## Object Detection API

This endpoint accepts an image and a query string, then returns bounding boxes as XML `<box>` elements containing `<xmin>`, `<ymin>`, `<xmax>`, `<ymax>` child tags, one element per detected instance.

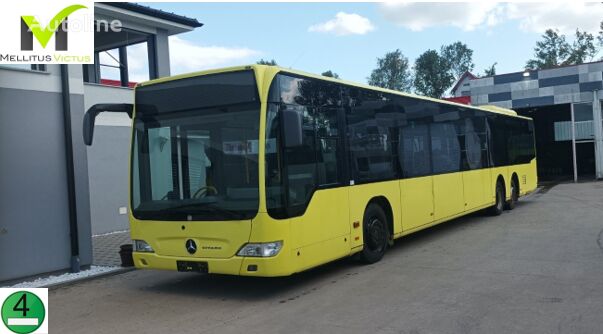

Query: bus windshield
<box><xmin>131</xmin><ymin>71</ymin><xmax>260</xmax><ymax>221</ymax></box>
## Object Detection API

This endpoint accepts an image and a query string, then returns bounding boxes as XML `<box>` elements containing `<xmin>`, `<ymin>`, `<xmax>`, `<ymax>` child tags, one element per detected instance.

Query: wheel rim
<box><xmin>496</xmin><ymin>187</ymin><xmax>503</xmax><ymax>210</ymax></box>
<box><xmin>366</xmin><ymin>217</ymin><xmax>385</xmax><ymax>253</ymax></box>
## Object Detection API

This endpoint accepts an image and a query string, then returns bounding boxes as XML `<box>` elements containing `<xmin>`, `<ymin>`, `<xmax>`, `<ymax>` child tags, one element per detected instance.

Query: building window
<box><xmin>0</xmin><ymin>64</ymin><xmax>46</xmax><ymax>71</ymax></box>
<box><xmin>99</xmin><ymin>48</ymin><xmax>123</xmax><ymax>85</ymax></box>
<box><xmin>126</xmin><ymin>42</ymin><xmax>150</xmax><ymax>83</ymax></box>
<box><xmin>96</xmin><ymin>42</ymin><xmax>151</xmax><ymax>87</ymax></box>
<box><xmin>85</xmin><ymin>26</ymin><xmax>156</xmax><ymax>87</ymax></box>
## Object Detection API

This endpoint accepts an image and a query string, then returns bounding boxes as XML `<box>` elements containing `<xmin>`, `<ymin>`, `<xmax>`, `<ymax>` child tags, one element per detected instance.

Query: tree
<box><xmin>526</xmin><ymin>29</ymin><xmax>570</xmax><ymax>69</ymax></box>
<box><xmin>483</xmin><ymin>62</ymin><xmax>497</xmax><ymax>76</ymax></box>
<box><xmin>413</xmin><ymin>49</ymin><xmax>455</xmax><ymax>98</ymax></box>
<box><xmin>566</xmin><ymin>29</ymin><xmax>597</xmax><ymax>65</ymax></box>
<box><xmin>321</xmin><ymin>70</ymin><xmax>340</xmax><ymax>79</ymax></box>
<box><xmin>409</xmin><ymin>41</ymin><xmax>474</xmax><ymax>97</ymax></box>
<box><xmin>440</xmin><ymin>41</ymin><xmax>475</xmax><ymax>78</ymax></box>
<box><xmin>257</xmin><ymin>59</ymin><xmax>277</xmax><ymax>66</ymax></box>
<box><xmin>367</xmin><ymin>49</ymin><xmax>412</xmax><ymax>91</ymax></box>
<box><xmin>526</xmin><ymin>27</ymin><xmax>602</xmax><ymax>69</ymax></box>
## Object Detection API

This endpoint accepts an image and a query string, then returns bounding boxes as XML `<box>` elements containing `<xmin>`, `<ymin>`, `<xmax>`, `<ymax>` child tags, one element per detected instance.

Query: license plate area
<box><xmin>177</xmin><ymin>261</ymin><xmax>208</xmax><ymax>273</ymax></box>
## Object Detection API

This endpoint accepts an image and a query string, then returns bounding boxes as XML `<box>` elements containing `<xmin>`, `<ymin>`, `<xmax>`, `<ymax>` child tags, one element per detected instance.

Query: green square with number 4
<box><xmin>1</xmin><ymin>291</ymin><xmax>45</xmax><ymax>334</ymax></box>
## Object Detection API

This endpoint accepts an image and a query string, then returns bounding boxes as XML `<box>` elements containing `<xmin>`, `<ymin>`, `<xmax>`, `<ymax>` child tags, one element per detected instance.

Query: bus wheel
<box><xmin>359</xmin><ymin>204</ymin><xmax>389</xmax><ymax>264</ymax></box>
<box><xmin>488</xmin><ymin>182</ymin><xmax>504</xmax><ymax>216</ymax></box>
<box><xmin>505</xmin><ymin>178</ymin><xmax>519</xmax><ymax>210</ymax></box>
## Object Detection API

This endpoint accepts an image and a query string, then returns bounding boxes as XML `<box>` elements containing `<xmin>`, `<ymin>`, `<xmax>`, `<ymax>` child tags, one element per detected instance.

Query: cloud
<box><xmin>380</xmin><ymin>2</ymin><xmax>498</xmax><ymax>31</ymax></box>
<box><xmin>168</xmin><ymin>36</ymin><xmax>261</xmax><ymax>74</ymax></box>
<box><xmin>379</xmin><ymin>2</ymin><xmax>603</xmax><ymax>34</ymax></box>
<box><xmin>506</xmin><ymin>2</ymin><xmax>603</xmax><ymax>34</ymax></box>
<box><xmin>309</xmin><ymin>12</ymin><xmax>375</xmax><ymax>36</ymax></box>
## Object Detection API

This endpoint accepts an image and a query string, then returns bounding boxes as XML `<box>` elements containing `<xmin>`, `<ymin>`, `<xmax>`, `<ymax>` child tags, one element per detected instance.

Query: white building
<box><xmin>0</xmin><ymin>2</ymin><xmax>202</xmax><ymax>283</ymax></box>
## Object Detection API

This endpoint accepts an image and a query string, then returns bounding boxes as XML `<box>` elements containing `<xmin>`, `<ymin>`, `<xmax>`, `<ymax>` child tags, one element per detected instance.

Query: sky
<box><xmin>128</xmin><ymin>2</ymin><xmax>603</xmax><ymax>88</ymax></box>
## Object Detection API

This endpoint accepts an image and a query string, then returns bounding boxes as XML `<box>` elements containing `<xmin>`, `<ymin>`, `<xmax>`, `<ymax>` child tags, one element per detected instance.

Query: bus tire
<box><xmin>488</xmin><ymin>181</ymin><xmax>505</xmax><ymax>216</ymax></box>
<box><xmin>505</xmin><ymin>177</ymin><xmax>519</xmax><ymax>210</ymax></box>
<box><xmin>359</xmin><ymin>203</ymin><xmax>389</xmax><ymax>264</ymax></box>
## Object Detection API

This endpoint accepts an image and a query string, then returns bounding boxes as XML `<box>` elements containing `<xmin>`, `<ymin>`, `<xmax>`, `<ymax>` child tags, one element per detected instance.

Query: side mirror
<box><xmin>83</xmin><ymin>103</ymin><xmax>133</xmax><ymax>145</ymax></box>
<box><xmin>282</xmin><ymin>108</ymin><xmax>303</xmax><ymax>148</ymax></box>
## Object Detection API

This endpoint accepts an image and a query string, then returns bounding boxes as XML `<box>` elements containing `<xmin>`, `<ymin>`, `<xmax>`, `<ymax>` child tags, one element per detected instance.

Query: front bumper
<box><xmin>133</xmin><ymin>251</ymin><xmax>294</xmax><ymax>277</ymax></box>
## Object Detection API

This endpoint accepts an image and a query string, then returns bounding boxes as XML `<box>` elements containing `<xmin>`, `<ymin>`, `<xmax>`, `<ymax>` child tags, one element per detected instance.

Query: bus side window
<box><xmin>284</xmin><ymin>105</ymin><xmax>317</xmax><ymax>207</ymax></box>
<box><xmin>430</xmin><ymin>121</ymin><xmax>461</xmax><ymax>174</ymax></box>
<box><xmin>265</xmin><ymin>104</ymin><xmax>282</xmax><ymax>207</ymax></box>
<box><xmin>315</xmin><ymin>81</ymin><xmax>342</xmax><ymax>186</ymax></box>
<box><xmin>506</xmin><ymin>117</ymin><xmax>536</xmax><ymax>164</ymax></box>
<box><xmin>400</xmin><ymin>123</ymin><xmax>431</xmax><ymax>177</ymax></box>
<box><xmin>346</xmin><ymin>88</ymin><xmax>398</xmax><ymax>183</ymax></box>
<box><xmin>487</xmin><ymin>115</ymin><xmax>509</xmax><ymax>166</ymax></box>
<box><xmin>461</xmin><ymin>112</ymin><xmax>487</xmax><ymax>170</ymax></box>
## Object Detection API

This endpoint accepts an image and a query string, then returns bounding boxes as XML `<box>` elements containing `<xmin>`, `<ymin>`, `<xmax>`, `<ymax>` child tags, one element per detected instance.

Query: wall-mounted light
<box><xmin>523</xmin><ymin>71</ymin><xmax>530</xmax><ymax>77</ymax></box>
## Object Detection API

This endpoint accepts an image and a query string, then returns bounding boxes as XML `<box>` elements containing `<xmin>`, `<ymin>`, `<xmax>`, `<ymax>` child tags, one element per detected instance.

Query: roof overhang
<box><xmin>95</xmin><ymin>2</ymin><xmax>202</xmax><ymax>36</ymax></box>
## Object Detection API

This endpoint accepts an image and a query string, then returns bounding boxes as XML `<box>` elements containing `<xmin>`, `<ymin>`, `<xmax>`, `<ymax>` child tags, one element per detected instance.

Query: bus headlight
<box><xmin>133</xmin><ymin>240</ymin><xmax>154</xmax><ymax>253</ymax></box>
<box><xmin>237</xmin><ymin>241</ymin><xmax>283</xmax><ymax>257</ymax></box>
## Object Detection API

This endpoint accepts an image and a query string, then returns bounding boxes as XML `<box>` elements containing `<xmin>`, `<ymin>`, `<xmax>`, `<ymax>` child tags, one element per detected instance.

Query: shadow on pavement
<box><xmin>140</xmin><ymin>196</ymin><xmax>542</xmax><ymax>301</ymax></box>
<box><xmin>142</xmin><ymin>256</ymin><xmax>358</xmax><ymax>302</ymax></box>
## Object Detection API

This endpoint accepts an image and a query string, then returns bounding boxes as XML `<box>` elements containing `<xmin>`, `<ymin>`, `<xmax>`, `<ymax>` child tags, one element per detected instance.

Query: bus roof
<box><xmin>137</xmin><ymin>64</ymin><xmax>532</xmax><ymax>121</ymax></box>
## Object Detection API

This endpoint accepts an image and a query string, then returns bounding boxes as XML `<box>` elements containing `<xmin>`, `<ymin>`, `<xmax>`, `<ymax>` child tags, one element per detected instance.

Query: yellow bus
<box><xmin>84</xmin><ymin>65</ymin><xmax>537</xmax><ymax>276</ymax></box>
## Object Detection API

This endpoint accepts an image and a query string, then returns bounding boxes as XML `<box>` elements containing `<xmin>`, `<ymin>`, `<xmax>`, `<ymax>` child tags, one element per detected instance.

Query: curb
<box><xmin>46</xmin><ymin>267</ymin><xmax>136</xmax><ymax>290</ymax></box>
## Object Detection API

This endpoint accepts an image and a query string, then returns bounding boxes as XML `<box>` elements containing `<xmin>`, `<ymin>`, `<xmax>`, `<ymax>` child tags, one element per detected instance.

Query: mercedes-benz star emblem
<box><xmin>185</xmin><ymin>239</ymin><xmax>197</xmax><ymax>254</ymax></box>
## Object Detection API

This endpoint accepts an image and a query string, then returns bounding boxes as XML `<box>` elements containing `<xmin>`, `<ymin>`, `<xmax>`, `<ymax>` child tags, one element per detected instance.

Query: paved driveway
<box><xmin>50</xmin><ymin>182</ymin><xmax>603</xmax><ymax>334</ymax></box>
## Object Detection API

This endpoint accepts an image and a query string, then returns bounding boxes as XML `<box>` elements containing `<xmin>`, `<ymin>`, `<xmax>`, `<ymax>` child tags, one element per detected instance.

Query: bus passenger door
<box><xmin>462</xmin><ymin>170</ymin><xmax>485</xmax><ymax>210</ymax></box>
<box><xmin>399</xmin><ymin>123</ymin><xmax>435</xmax><ymax>231</ymax></box>
<box><xmin>286</xmin><ymin>93</ymin><xmax>350</xmax><ymax>269</ymax></box>
<box><xmin>461</xmin><ymin>112</ymin><xmax>489</xmax><ymax>210</ymax></box>
<box><xmin>400</xmin><ymin>176</ymin><xmax>434</xmax><ymax>231</ymax></box>
<box><xmin>432</xmin><ymin>174</ymin><xmax>464</xmax><ymax>220</ymax></box>
<box><xmin>430</xmin><ymin>121</ymin><xmax>465</xmax><ymax>220</ymax></box>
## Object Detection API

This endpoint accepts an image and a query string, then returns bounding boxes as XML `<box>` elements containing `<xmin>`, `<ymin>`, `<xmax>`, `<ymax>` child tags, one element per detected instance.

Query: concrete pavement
<box><xmin>50</xmin><ymin>181</ymin><xmax>603</xmax><ymax>334</ymax></box>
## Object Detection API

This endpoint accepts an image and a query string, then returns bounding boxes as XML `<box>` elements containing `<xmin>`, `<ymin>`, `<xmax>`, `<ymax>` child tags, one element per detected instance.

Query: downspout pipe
<box><xmin>60</xmin><ymin>64</ymin><xmax>80</xmax><ymax>273</ymax></box>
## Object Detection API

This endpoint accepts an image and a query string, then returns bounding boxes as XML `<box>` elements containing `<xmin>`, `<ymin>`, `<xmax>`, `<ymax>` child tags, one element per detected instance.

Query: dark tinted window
<box><xmin>458</xmin><ymin>110</ymin><xmax>489</xmax><ymax>170</ymax></box>
<box><xmin>315</xmin><ymin>81</ymin><xmax>343</xmax><ymax>185</ymax></box>
<box><xmin>265</xmin><ymin>73</ymin><xmax>537</xmax><ymax>219</ymax></box>
<box><xmin>265</xmin><ymin>104</ymin><xmax>284</xmax><ymax>215</ymax></box>
<box><xmin>400</xmin><ymin>123</ymin><xmax>431</xmax><ymax>177</ymax></box>
<box><xmin>488</xmin><ymin>114</ymin><xmax>509</xmax><ymax>166</ymax></box>
<box><xmin>283</xmin><ymin>104</ymin><xmax>318</xmax><ymax>211</ymax></box>
<box><xmin>397</xmin><ymin>96</ymin><xmax>436</xmax><ymax>177</ymax></box>
<box><xmin>428</xmin><ymin>105</ymin><xmax>461</xmax><ymax>174</ymax></box>
<box><xmin>506</xmin><ymin>118</ymin><xmax>536</xmax><ymax>164</ymax></box>
<box><xmin>345</xmin><ymin>88</ymin><xmax>400</xmax><ymax>182</ymax></box>
<box><xmin>487</xmin><ymin>114</ymin><xmax>535</xmax><ymax>166</ymax></box>
<box><xmin>430</xmin><ymin>121</ymin><xmax>461</xmax><ymax>174</ymax></box>
<box><xmin>265</xmin><ymin>74</ymin><xmax>344</xmax><ymax>218</ymax></box>
<box><xmin>136</xmin><ymin>70</ymin><xmax>258</xmax><ymax>114</ymax></box>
